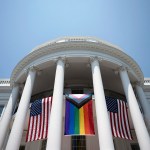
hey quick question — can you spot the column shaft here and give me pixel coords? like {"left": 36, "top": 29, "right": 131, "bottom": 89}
{"left": 5, "top": 69, "right": 36, "bottom": 150}
{"left": 135, "top": 84, "right": 150, "bottom": 130}
{"left": 119, "top": 69, "right": 150, "bottom": 150}
{"left": 91, "top": 59, "right": 115, "bottom": 150}
{"left": 46, "top": 59, "right": 65, "bottom": 150}
{"left": 0, "top": 85, "right": 19, "bottom": 150}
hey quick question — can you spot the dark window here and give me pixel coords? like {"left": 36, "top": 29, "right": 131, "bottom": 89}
{"left": 72, "top": 89, "right": 83, "bottom": 94}
{"left": 19, "top": 145, "right": 25, "bottom": 150}
{"left": 131, "top": 144, "right": 140, "bottom": 150}
{"left": 0, "top": 105, "right": 4, "bottom": 116}
{"left": 41, "top": 139, "right": 47, "bottom": 150}
{"left": 72, "top": 136, "right": 86, "bottom": 150}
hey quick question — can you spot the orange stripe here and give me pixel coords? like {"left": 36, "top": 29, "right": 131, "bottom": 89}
{"left": 83, "top": 102, "right": 90, "bottom": 134}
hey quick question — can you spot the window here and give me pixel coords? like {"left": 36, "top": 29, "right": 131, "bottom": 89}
{"left": 41, "top": 139, "right": 47, "bottom": 150}
{"left": 19, "top": 145, "right": 25, "bottom": 150}
{"left": 72, "top": 136, "right": 86, "bottom": 150}
{"left": 0, "top": 105, "right": 4, "bottom": 117}
{"left": 131, "top": 144, "right": 140, "bottom": 150}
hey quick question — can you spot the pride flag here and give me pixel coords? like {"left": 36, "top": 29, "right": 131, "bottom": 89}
{"left": 65, "top": 94, "right": 95, "bottom": 135}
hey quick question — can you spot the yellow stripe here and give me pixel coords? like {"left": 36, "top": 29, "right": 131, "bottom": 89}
{"left": 79, "top": 107, "right": 85, "bottom": 134}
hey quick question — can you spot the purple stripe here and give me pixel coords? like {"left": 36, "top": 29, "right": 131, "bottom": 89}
{"left": 69, "top": 102, "right": 75, "bottom": 134}
{"left": 65, "top": 100, "right": 70, "bottom": 135}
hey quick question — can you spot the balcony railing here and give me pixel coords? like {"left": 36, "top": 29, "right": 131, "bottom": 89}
{"left": 144, "top": 78, "right": 150, "bottom": 85}
{"left": 0, "top": 79, "right": 10, "bottom": 86}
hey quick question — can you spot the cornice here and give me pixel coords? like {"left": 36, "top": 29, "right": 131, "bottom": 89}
{"left": 10, "top": 36, "right": 144, "bottom": 85}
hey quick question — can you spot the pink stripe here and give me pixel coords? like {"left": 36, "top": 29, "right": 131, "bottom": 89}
{"left": 71, "top": 94, "right": 87, "bottom": 100}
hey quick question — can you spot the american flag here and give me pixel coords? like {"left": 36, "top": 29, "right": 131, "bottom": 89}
{"left": 26, "top": 97, "right": 52, "bottom": 142}
{"left": 106, "top": 97, "right": 132, "bottom": 140}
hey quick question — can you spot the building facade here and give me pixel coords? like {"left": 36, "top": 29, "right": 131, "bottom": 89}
{"left": 0, "top": 37, "right": 150, "bottom": 150}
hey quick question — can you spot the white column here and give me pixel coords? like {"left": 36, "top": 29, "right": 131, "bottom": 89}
{"left": 0, "top": 84, "right": 19, "bottom": 150}
{"left": 119, "top": 67, "right": 150, "bottom": 150}
{"left": 135, "top": 83, "right": 150, "bottom": 130}
{"left": 91, "top": 58, "right": 115, "bottom": 150}
{"left": 46, "top": 58, "right": 65, "bottom": 150}
{"left": 5, "top": 67, "right": 36, "bottom": 150}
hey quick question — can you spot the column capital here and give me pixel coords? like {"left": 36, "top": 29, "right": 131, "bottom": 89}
{"left": 57, "top": 57, "right": 66, "bottom": 63}
{"left": 11, "top": 81, "right": 19, "bottom": 87}
{"left": 11, "top": 81, "right": 23, "bottom": 89}
{"left": 53, "top": 57, "right": 66, "bottom": 65}
{"left": 134, "top": 81, "right": 144, "bottom": 88}
{"left": 24, "top": 66, "right": 39, "bottom": 75}
{"left": 29, "top": 66, "right": 39, "bottom": 72}
{"left": 114, "top": 66, "right": 129, "bottom": 74}
{"left": 119, "top": 66, "right": 128, "bottom": 72}
{"left": 90, "top": 56, "right": 103, "bottom": 63}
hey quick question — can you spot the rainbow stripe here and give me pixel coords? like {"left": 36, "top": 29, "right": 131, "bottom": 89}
{"left": 65, "top": 100, "right": 95, "bottom": 135}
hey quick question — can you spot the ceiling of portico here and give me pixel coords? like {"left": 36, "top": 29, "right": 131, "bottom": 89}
{"left": 29, "top": 57, "right": 128, "bottom": 96}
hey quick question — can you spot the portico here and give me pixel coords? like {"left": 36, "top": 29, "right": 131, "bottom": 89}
{"left": 0, "top": 37, "right": 150, "bottom": 150}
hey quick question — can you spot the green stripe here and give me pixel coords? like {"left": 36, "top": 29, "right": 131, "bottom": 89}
{"left": 74, "top": 106, "right": 79, "bottom": 134}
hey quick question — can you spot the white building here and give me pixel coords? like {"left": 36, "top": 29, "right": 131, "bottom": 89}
{"left": 0, "top": 37, "right": 150, "bottom": 150}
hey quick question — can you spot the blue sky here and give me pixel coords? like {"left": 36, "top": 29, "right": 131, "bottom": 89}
{"left": 0, "top": 0, "right": 150, "bottom": 78}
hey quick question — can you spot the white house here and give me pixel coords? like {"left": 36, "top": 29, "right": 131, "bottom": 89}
{"left": 0, "top": 37, "right": 150, "bottom": 150}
